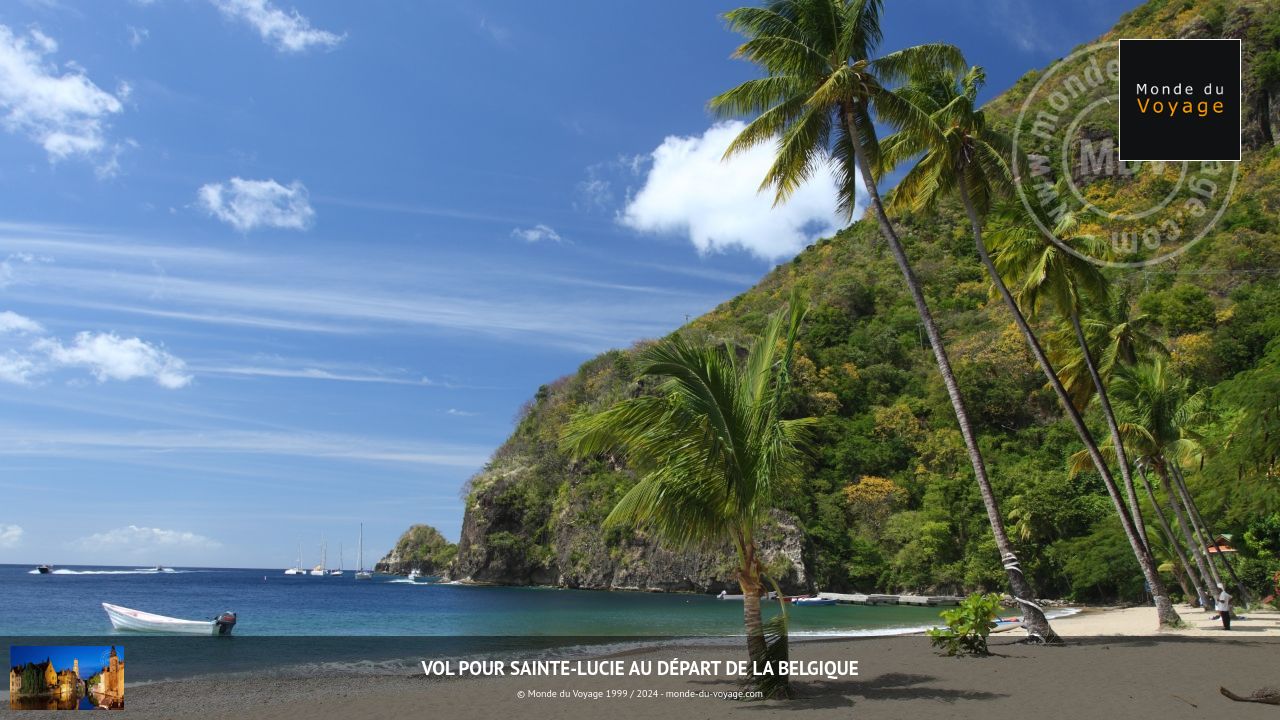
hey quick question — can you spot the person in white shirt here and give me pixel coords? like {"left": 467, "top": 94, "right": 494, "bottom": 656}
{"left": 1215, "top": 583, "right": 1232, "bottom": 630}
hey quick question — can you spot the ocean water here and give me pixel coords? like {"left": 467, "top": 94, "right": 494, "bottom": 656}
{"left": 1, "top": 564, "right": 947, "bottom": 637}
{"left": 5, "top": 564, "right": 1052, "bottom": 682}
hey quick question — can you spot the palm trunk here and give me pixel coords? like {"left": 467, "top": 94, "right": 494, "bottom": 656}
{"left": 843, "top": 105, "right": 1058, "bottom": 643}
{"left": 738, "top": 538, "right": 788, "bottom": 698}
{"left": 1167, "top": 464, "right": 1222, "bottom": 589}
{"left": 957, "top": 175, "right": 1180, "bottom": 628}
{"left": 1069, "top": 308, "right": 1149, "bottom": 551}
{"left": 1169, "top": 464, "right": 1248, "bottom": 601}
{"left": 1138, "top": 465, "right": 1208, "bottom": 607}
{"left": 1154, "top": 460, "right": 1215, "bottom": 608}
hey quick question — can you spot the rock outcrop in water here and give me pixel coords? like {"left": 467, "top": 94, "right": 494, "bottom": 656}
{"left": 375, "top": 524, "right": 457, "bottom": 576}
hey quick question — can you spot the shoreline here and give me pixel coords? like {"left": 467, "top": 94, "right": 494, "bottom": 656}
{"left": 26, "top": 604, "right": 1274, "bottom": 720}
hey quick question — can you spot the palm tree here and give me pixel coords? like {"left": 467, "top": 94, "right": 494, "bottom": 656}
{"left": 1135, "top": 459, "right": 1210, "bottom": 607}
{"left": 987, "top": 206, "right": 1152, "bottom": 551}
{"left": 709, "top": 0, "right": 1060, "bottom": 642}
{"left": 561, "top": 299, "right": 815, "bottom": 698}
{"left": 1104, "top": 361, "right": 1250, "bottom": 602}
{"left": 878, "top": 64, "right": 1181, "bottom": 626}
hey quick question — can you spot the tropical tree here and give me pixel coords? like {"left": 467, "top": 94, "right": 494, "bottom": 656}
{"left": 877, "top": 64, "right": 1181, "bottom": 626}
{"left": 709, "top": 0, "right": 1060, "bottom": 642}
{"left": 987, "top": 204, "right": 1152, "bottom": 552}
{"left": 1102, "top": 360, "right": 1250, "bottom": 602}
{"left": 561, "top": 299, "right": 814, "bottom": 698}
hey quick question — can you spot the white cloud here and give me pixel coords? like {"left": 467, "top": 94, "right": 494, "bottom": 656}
{"left": 620, "top": 121, "right": 853, "bottom": 260}
{"left": 446, "top": 408, "right": 478, "bottom": 417}
{"left": 35, "top": 331, "right": 192, "bottom": 388}
{"left": 0, "top": 353, "right": 38, "bottom": 384}
{"left": 197, "top": 177, "right": 315, "bottom": 231}
{"left": 511, "top": 223, "right": 563, "bottom": 243}
{"left": 73, "top": 525, "right": 221, "bottom": 554}
{"left": 127, "top": 26, "right": 149, "bottom": 49}
{"left": 0, "top": 24, "right": 125, "bottom": 166}
{"left": 0, "top": 524, "right": 22, "bottom": 548}
{"left": 210, "top": 0, "right": 344, "bottom": 53}
{"left": 0, "top": 310, "right": 43, "bottom": 334}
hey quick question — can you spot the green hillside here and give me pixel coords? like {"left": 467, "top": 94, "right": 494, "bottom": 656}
{"left": 446, "top": 0, "right": 1280, "bottom": 603}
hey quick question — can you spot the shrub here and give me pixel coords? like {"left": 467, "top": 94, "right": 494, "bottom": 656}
{"left": 928, "top": 592, "right": 1002, "bottom": 656}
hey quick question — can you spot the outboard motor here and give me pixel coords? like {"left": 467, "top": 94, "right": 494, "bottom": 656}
{"left": 214, "top": 611, "right": 237, "bottom": 636}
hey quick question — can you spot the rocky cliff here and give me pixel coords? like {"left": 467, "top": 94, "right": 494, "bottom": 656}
{"left": 375, "top": 524, "right": 457, "bottom": 576}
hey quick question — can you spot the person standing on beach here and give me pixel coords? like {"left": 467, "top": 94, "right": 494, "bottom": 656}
{"left": 1216, "top": 583, "right": 1232, "bottom": 630}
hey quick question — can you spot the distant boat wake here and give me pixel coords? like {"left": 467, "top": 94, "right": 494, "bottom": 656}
{"left": 27, "top": 568, "right": 203, "bottom": 575}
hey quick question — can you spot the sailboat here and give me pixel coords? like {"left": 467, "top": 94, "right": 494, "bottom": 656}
{"left": 283, "top": 543, "right": 305, "bottom": 575}
{"left": 309, "top": 539, "right": 327, "bottom": 576}
{"left": 355, "top": 523, "right": 372, "bottom": 580}
{"left": 329, "top": 544, "right": 344, "bottom": 576}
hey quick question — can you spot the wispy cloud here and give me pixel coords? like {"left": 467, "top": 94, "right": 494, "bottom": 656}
{"left": 197, "top": 177, "right": 315, "bottom": 231}
{"left": 126, "top": 25, "right": 148, "bottom": 49}
{"left": 196, "top": 364, "right": 436, "bottom": 386}
{"left": 621, "top": 121, "right": 852, "bottom": 260}
{"left": 0, "top": 426, "right": 490, "bottom": 468}
{"left": 72, "top": 525, "right": 221, "bottom": 554}
{"left": 511, "top": 223, "right": 563, "bottom": 243}
{"left": 209, "top": 0, "right": 344, "bottom": 53}
{"left": 0, "top": 524, "right": 22, "bottom": 548}
{"left": 0, "top": 310, "right": 43, "bottom": 334}
{"left": 0, "top": 24, "right": 126, "bottom": 170}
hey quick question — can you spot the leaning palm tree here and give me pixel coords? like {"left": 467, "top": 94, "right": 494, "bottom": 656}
{"left": 709, "top": 0, "right": 1060, "bottom": 642}
{"left": 561, "top": 299, "right": 815, "bottom": 698}
{"left": 1102, "top": 360, "right": 1247, "bottom": 602}
{"left": 988, "top": 205, "right": 1152, "bottom": 551}
{"left": 878, "top": 64, "right": 1181, "bottom": 627}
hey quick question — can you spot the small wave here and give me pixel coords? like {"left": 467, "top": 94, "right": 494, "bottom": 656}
{"left": 27, "top": 568, "right": 203, "bottom": 575}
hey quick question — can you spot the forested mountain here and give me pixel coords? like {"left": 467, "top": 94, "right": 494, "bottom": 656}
{"left": 443, "top": 0, "right": 1280, "bottom": 603}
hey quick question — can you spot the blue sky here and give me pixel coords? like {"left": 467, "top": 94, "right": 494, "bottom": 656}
{"left": 10, "top": 644, "right": 120, "bottom": 676}
{"left": 0, "top": 0, "right": 1138, "bottom": 568}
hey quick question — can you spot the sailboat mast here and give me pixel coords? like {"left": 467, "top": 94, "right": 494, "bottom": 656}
{"left": 358, "top": 523, "right": 364, "bottom": 571}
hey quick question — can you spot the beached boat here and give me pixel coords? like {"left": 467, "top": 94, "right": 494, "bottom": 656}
{"left": 790, "top": 597, "right": 837, "bottom": 606}
{"left": 102, "top": 603, "right": 237, "bottom": 635}
{"left": 355, "top": 523, "right": 372, "bottom": 580}
{"left": 35, "top": 564, "right": 51, "bottom": 574}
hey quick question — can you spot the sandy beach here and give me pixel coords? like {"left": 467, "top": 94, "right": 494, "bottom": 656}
{"left": 16, "top": 603, "right": 1270, "bottom": 720}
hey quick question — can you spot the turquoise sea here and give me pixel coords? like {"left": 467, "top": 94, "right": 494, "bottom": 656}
{"left": 2, "top": 564, "right": 1068, "bottom": 682}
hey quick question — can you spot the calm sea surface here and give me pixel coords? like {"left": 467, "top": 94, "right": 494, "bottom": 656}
{"left": 1, "top": 564, "right": 950, "bottom": 637}
{"left": 2, "top": 564, "right": 1026, "bottom": 682}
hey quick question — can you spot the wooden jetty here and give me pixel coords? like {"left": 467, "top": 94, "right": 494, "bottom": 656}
{"left": 817, "top": 592, "right": 962, "bottom": 607}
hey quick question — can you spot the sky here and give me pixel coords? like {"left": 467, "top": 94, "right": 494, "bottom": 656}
{"left": 10, "top": 644, "right": 120, "bottom": 676}
{"left": 0, "top": 0, "right": 1139, "bottom": 569}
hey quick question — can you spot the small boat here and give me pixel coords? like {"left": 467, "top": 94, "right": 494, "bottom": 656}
{"left": 407, "top": 569, "right": 422, "bottom": 582}
{"left": 329, "top": 544, "right": 344, "bottom": 576}
{"left": 284, "top": 542, "right": 306, "bottom": 574}
{"left": 102, "top": 603, "right": 237, "bottom": 635}
{"left": 35, "top": 564, "right": 52, "bottom": 574}
{"left": 147, "top": 565, "right": 170, "bottom": 572}
{"left": 355, "top": 523, "right": 372, "bottom": 580}
{"left": 310, "top": 539, "right": 328, "bottom": 575}
{"left": 791, "top": 597, "right": 837, "bottom": 607}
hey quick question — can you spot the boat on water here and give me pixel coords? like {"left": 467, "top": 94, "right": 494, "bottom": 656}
{"left": 147, "top": 565, "right": 170, "bottom": 572}
{"left": 35, "top": 564, "right": 51, "bottom": 574}
{"left": 309, "top": 539, "right": 328, "bottom": 576}
{"left": 407, "top": 569, "right": 422, "bottom": 582}
{"left": 355, "top": 523, "right": 372, "bottom": 580}
{"left": 329, "top": 544, "right": 344, "bottom": 576}
{"left": 102, "top": 603, "right": 237, "bottom": 636}
{"left": 791, "top": 597, "right": 836, "bottom": 607}
{"left": 284, "top": 543, "right": 306, "bottom": 575}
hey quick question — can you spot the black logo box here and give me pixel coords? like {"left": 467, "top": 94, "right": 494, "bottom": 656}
{"left": 1119, "top": 38, "right": 1241, "bottom": 162}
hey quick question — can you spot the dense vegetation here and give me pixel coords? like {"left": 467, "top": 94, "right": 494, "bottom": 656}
{"left": 375, "top": 524, "right": 457, "bottom": 575}
{"left": 453, "top": 0, "right": 1280, "bottom": 606}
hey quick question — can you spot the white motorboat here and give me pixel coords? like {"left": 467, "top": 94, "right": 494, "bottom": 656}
{"left": 102, "top": 603, "right": 237, "bottom": 635}
{"left": 355, "top": 523, "right": 373, "bottom": 580}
